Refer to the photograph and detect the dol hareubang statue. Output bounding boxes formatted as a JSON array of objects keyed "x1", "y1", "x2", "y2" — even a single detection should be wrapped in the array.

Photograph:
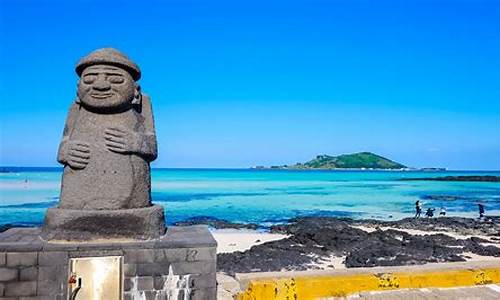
[
  {"x1": 42, "y1": 48, "x2": 165, "y2": 240},
  {"x1": 59, "y1": 48, "x2": 156, "y2": 209}
]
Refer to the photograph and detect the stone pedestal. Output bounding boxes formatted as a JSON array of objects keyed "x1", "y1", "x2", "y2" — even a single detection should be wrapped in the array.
[
  {"x1": 0, "y1": 225, "x2": 217, "y2": 300},
  {"x1": 42, "y1": 205, "x2": 166, "y2": 241}
]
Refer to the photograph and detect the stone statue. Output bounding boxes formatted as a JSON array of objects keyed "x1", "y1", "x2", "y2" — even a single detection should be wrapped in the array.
[{"x1": 42, "y1": 48, "x2": 165, "y2": 240}]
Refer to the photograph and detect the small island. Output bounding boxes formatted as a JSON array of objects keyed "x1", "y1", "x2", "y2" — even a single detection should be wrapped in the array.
[{"x1": 254, "y1": 152, "x2": 407, "y2": 170}]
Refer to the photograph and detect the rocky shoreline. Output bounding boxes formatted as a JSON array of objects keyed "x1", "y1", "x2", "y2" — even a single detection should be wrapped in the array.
[
  {"x1": 401, "y1": 175, "x2": 500, "y2": 182},
  {"x1": 197, "y1": 216, "x2": 500, "y2": 275},
  {"x1": 173, "y1": 216, "x2": 260, "y2": 230}
]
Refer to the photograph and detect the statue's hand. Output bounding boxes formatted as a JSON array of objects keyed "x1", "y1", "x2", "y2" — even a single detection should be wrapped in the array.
[
  {"x1": 66, "y1": 141, "x2": 91, "y2": 169},
  {"x1": 104, "y1": 127, "x2": 141, "y2": 154}
]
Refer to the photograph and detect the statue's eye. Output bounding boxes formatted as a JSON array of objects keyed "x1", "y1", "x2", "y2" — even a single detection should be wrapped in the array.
[
  {"x1": 108, "y1": 75, "x2": 125, "y2": 84},
  {"x1": 83, "y1": 75, "x2": 96, "y2": 84}
]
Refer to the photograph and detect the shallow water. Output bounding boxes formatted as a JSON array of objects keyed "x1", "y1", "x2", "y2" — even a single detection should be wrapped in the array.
[{"x1": 0, "y1": 168, "x2": 499, "y2": 226}]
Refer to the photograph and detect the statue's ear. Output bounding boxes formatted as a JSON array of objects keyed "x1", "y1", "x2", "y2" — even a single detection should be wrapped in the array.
[
  {"x1": 76, "y1": 82, "x2": 82, "y2": 104},
  {"x1": 132, "y1": 84, "x2": 142, "y2": 105}
]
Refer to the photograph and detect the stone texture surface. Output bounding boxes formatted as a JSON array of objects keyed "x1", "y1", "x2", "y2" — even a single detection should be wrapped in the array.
[
  {"x1": 191, "y1": 288, "x2": 217, "y2": 300},
  {"x1": 38, "y1": 251, "x2": 68, "y2": 266},
  {"x1": 42, "y1": 47, "x2": 164, "y2": 241},
  {"x1": 19, "y1": 267, "x2": 38, "y2": 281},
  {"x1": 6, "y1": 253, "x2": 37, "y2": 267},
  {"x1": 124, "y1": 249, "x2": 156, "y2": 264},
  {"x1": 42, "y1": 205, "x2": 165, "y2": 240},
  {"x1": 4, "y1": 281, "x2": 37, "y2": 297},
  {"x1": 0, "y1": 226, "x2": 217, "y2": 299},
  {"x1": 0, "y1": 268, "x2": 17, "y2": 282}
]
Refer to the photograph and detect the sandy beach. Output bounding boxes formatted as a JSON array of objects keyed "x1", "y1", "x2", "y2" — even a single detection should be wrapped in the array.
[{"x1": 212, "y1": 228, "x2": 288, "y2": 253}]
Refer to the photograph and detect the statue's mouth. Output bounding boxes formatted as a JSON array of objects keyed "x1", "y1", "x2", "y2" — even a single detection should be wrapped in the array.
[{"x1": 91, "y1": 92, "x2": 114, "y2": 99}]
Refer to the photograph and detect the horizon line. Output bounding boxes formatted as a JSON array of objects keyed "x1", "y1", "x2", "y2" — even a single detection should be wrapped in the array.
[{"x1": 1, "y1": 166, "x2": 500, "y2": 172}]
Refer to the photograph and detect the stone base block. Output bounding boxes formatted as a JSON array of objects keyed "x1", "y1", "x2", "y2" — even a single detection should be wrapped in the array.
[
  {"x1": 0, "y1": 225, "x2": 217, "y2": 300},
  {"x1": 41, "y1": 205, "x2": 165, "y2": 241}
]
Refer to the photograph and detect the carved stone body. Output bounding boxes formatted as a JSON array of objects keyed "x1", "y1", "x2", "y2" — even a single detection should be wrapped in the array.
[
  {"x1": 42, "y1": 48, "x2": 165, "y2": 240},
  {"x1": 58, "y1": 96, "x2": 156, "y2": 209}
]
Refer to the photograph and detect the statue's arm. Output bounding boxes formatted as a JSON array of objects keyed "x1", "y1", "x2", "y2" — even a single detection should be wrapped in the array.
[
  {"x1": 138, "y1": 95, "x2": 158, "y2": 162},
  {"x1": 103, "y1": 95, "x2": 157, "y2": 161},
  {"x1": 57, "y1": 102, "x2": 79, "y2": 165}
]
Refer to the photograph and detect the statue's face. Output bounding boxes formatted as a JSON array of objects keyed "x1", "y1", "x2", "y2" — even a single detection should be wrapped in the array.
[{"x1": 77, "y1": 64, "x2": 136, "y2": 110}]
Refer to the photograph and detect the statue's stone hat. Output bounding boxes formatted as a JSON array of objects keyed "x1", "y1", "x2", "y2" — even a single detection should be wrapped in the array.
[{"x1": 76, "y1": 48, "x2": 141, "y2": 80}]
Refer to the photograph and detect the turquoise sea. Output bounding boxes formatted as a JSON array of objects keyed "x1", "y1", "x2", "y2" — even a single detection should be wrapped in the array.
[{"x1": 1, "y1": 168, "x2": 499, "y2": 227}]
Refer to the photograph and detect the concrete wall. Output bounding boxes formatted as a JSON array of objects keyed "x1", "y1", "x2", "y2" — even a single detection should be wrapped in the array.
[
  {"x1": 0, "y1": 251, "x2": 41, "y2": 299},
  {"x1": 0, "y1": 226, "x2": 217, "y2": 300},
  {"x1": 235, "y1": 260, "x2": 500, "y2": 299}
]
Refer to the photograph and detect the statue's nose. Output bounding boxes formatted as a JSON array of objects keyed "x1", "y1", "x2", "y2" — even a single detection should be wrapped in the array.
[{"x1": 93, "y1": 77, "x2": 111, "y2": 91}]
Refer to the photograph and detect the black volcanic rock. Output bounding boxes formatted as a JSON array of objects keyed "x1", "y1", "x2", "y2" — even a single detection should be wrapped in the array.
[
  {"x1": 344, "y1": 231, "x2": 466, "y2": 268},
  {"x1": 217, "y1": 217, "x2": 500, "y2": 275},
  {"x1": 217, "y1": 239, "x2": 318, "y2": 274},
  {"x1": 352, "y1": 216, "x2": 500, "y2": 237},
  {"x1": 173, "y1": 216, "x2": 259, "y2": 230},
  {"x1": 1, "y1": 224, "x2": 15, "y2": 233},
  {"x1": 0, "y1": 223, "x2": 38, "y2": 233}
]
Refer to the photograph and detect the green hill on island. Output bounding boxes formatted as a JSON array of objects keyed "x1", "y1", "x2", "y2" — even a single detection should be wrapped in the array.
[{"x1": 267, "y1": 152, "x2": 407, "y2": 170}]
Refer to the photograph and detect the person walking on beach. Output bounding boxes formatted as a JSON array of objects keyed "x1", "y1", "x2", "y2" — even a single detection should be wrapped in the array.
[
  {"x1": 478, "y1": 202, "x2": 485, "y2": 219},
  {"x1": 415, "y1": 200, "x2": 422, "y2": 219}
]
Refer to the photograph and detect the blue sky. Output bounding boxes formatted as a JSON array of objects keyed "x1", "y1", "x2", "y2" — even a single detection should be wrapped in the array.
[{"x1": 1, "y1": 0, "x2": 499, "y2": 169}]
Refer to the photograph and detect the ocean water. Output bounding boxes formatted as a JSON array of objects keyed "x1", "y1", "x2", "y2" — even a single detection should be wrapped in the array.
[{"x1": 1, "y1": 168, "x2": 499, "y2": 227}]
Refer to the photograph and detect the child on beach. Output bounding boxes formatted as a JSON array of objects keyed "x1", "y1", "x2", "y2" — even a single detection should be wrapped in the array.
[{"x1": 425, "y1": 208, "x2": 435, "y2": 218}]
